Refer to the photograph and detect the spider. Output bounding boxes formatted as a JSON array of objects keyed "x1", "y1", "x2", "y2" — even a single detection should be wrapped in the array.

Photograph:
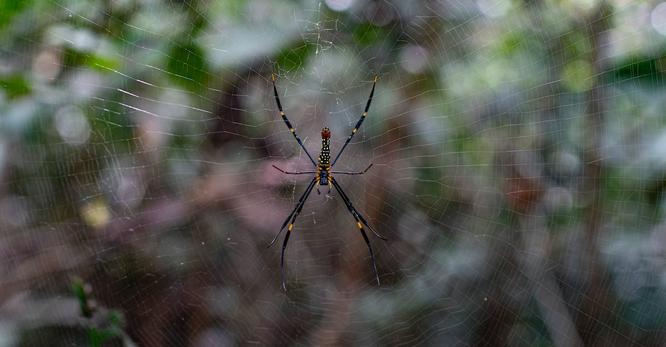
[{"x1": 268, "y1": 74, "x2": 387, "y2": 290}]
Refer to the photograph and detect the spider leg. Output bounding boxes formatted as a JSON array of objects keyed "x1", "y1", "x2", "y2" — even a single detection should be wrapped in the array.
[
  {"x1": 331, "y1": 178, "x2": 387, "y2": 240},
  {"x1": 280, "y1": 228, "x2": 292, "y2": 291},
  {"x1": 331, "y1": 163, "x2": 373, "y2": 175},
  {"x1": 272, "y1": 74, "x2": 318, "y2": 167},
  {"x1": 272, "y1": 165, "x2": 316, "y2": 175},
  {"x1": 357, "y1": 219, "x2": 380, "y2": 286},
  {"x1": 331, "y1": 178, "x2": 383, "y2": 286},
  {"x1": 267, "y1": 178, "x2": 317, "y2": 248},
  {"x1": 280, "y1": 181, "x2": 316, "y2": 291},
  {"x1": 331, "y1": 76, "x2": 378, "y2": 167}
]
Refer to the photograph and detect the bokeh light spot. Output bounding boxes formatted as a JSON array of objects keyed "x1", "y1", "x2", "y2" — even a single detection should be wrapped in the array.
[
  {"x1": 55, "y1": 105, "x2": 91, "y2": 146},
  {"x1": 81, "y1": 198, "x2": 110, "y2": 230},
  {"x1": 325, "y1": 0, "x2": 354, "y2": 12},
  {"x1": 477, "y1": 0, "x2": 511, "y2": 18},
  {"x1": 561, "y1": 59, "x2": 594, "y2": 92},
  {"x1": 651, "y1": 2, "x2": 666, "y2": 36},
  {"x1": 400, "y1": 45, "x2": 429, "y2": 74}
]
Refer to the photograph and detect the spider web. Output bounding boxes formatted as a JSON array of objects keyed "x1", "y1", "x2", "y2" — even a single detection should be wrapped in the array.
[{"x1": 1, "y1": 0, "x2": 666, "y2": 345}]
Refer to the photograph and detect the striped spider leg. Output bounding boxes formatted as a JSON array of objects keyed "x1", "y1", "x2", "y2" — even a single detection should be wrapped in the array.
[
  {"x1": 269, "y1": 74, "x2": 385, "y2": 290},
  {"x1": 271, "y1": 73, "x2": 318, "y2": 168}
]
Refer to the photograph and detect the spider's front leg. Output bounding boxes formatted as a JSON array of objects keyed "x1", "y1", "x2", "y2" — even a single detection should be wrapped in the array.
[{"x1": 271, "y1": 74, "x2": 318, "y2": 168}]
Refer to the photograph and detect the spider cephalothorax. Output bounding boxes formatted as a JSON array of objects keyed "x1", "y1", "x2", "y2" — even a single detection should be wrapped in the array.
[
  {"x1": 321, "y1": 127, "x2": 331, "y2": 139},
  {"x1": 269, "y1": 74, "x2": 385, "y2": 291}
]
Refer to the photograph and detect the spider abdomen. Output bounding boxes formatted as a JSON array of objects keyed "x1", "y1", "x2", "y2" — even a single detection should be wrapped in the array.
[
  {"x1": 319, "y1": 133, "x2": 331, "y2": 165},
  {"x1": 318, "y1": 134, "x2": 331, "y2": 185}
]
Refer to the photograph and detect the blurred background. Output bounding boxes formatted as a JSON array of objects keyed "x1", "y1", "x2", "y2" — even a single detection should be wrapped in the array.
[{"x1": 1, "y1": 0, "x2": 666, "y2": 346}]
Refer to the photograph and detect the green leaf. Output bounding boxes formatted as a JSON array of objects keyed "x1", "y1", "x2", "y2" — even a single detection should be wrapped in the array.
[
  {"x1": 165, "y1": 41, "x2": 210, "y2": 92},
  {"x1": 71, "y1": 278, "x2": 93, "y2": 318},
  {"x1": 353, "y1": 23, "x2": 383, "y2": 45},
  {"x1": 275, "y1": 43, "x2": 314, "y2": 72},
  {"x1": 610, "y1": 54, "x2": 666, "y2": 85},
  {"x1": 0, "y1": 0, "x2": 32, "y2": 30},
  {"x1": 0, "y1": 75, "x2": 31, "y2": 99}
]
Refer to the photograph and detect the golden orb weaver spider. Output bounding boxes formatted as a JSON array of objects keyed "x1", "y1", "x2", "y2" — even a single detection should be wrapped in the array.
[{"x1": 268, "y1": 74, "x2": 387, "y2": 291}]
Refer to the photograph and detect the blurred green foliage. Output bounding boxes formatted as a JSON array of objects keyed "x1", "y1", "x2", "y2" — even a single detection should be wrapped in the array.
[
  {"x1": 0, "y1": 75, "x2": 31, "y2": 99},
  {"x1": 166, "y1": 41, "x2": 210, "y2": 91},
  {"x1": 0, "y1": 0, "x2": 32, "y2": 30}
]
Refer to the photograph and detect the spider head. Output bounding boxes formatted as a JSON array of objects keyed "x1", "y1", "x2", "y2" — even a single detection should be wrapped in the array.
[{"x1": 321, "y1": 127, "x2": 331, "y2": 139}]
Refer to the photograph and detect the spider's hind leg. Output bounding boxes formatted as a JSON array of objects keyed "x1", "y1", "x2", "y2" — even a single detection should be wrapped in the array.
[{"x1": 330, "y1": 178, "x2": 384, "y2": 286}]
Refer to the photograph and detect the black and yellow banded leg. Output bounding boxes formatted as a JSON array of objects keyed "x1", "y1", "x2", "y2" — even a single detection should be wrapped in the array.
[
  {"x1": 279, "y1": 180, "x2": 316, "y2": 291},
  {"x1": 268, "y1": 178, "x2": 317, "y2": 248},
  {"x1": 331, "y1": 177, "x2": 387, "y2": 241},
  {"x1": 331, "y1": 75, "x2": 378, "y2": 167},
  {"x1": 331, "y1": 178, "x2": 383, "y2": 286},
  {"x1": 272, "y1": 74, "x2": 318, "y2": 167},
  {"x1": 355, "y1": 218, "x2": 380, "y2": 286},
  {"x1": 280, "y1": 227, "x2": 292, "y2": 291}
]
